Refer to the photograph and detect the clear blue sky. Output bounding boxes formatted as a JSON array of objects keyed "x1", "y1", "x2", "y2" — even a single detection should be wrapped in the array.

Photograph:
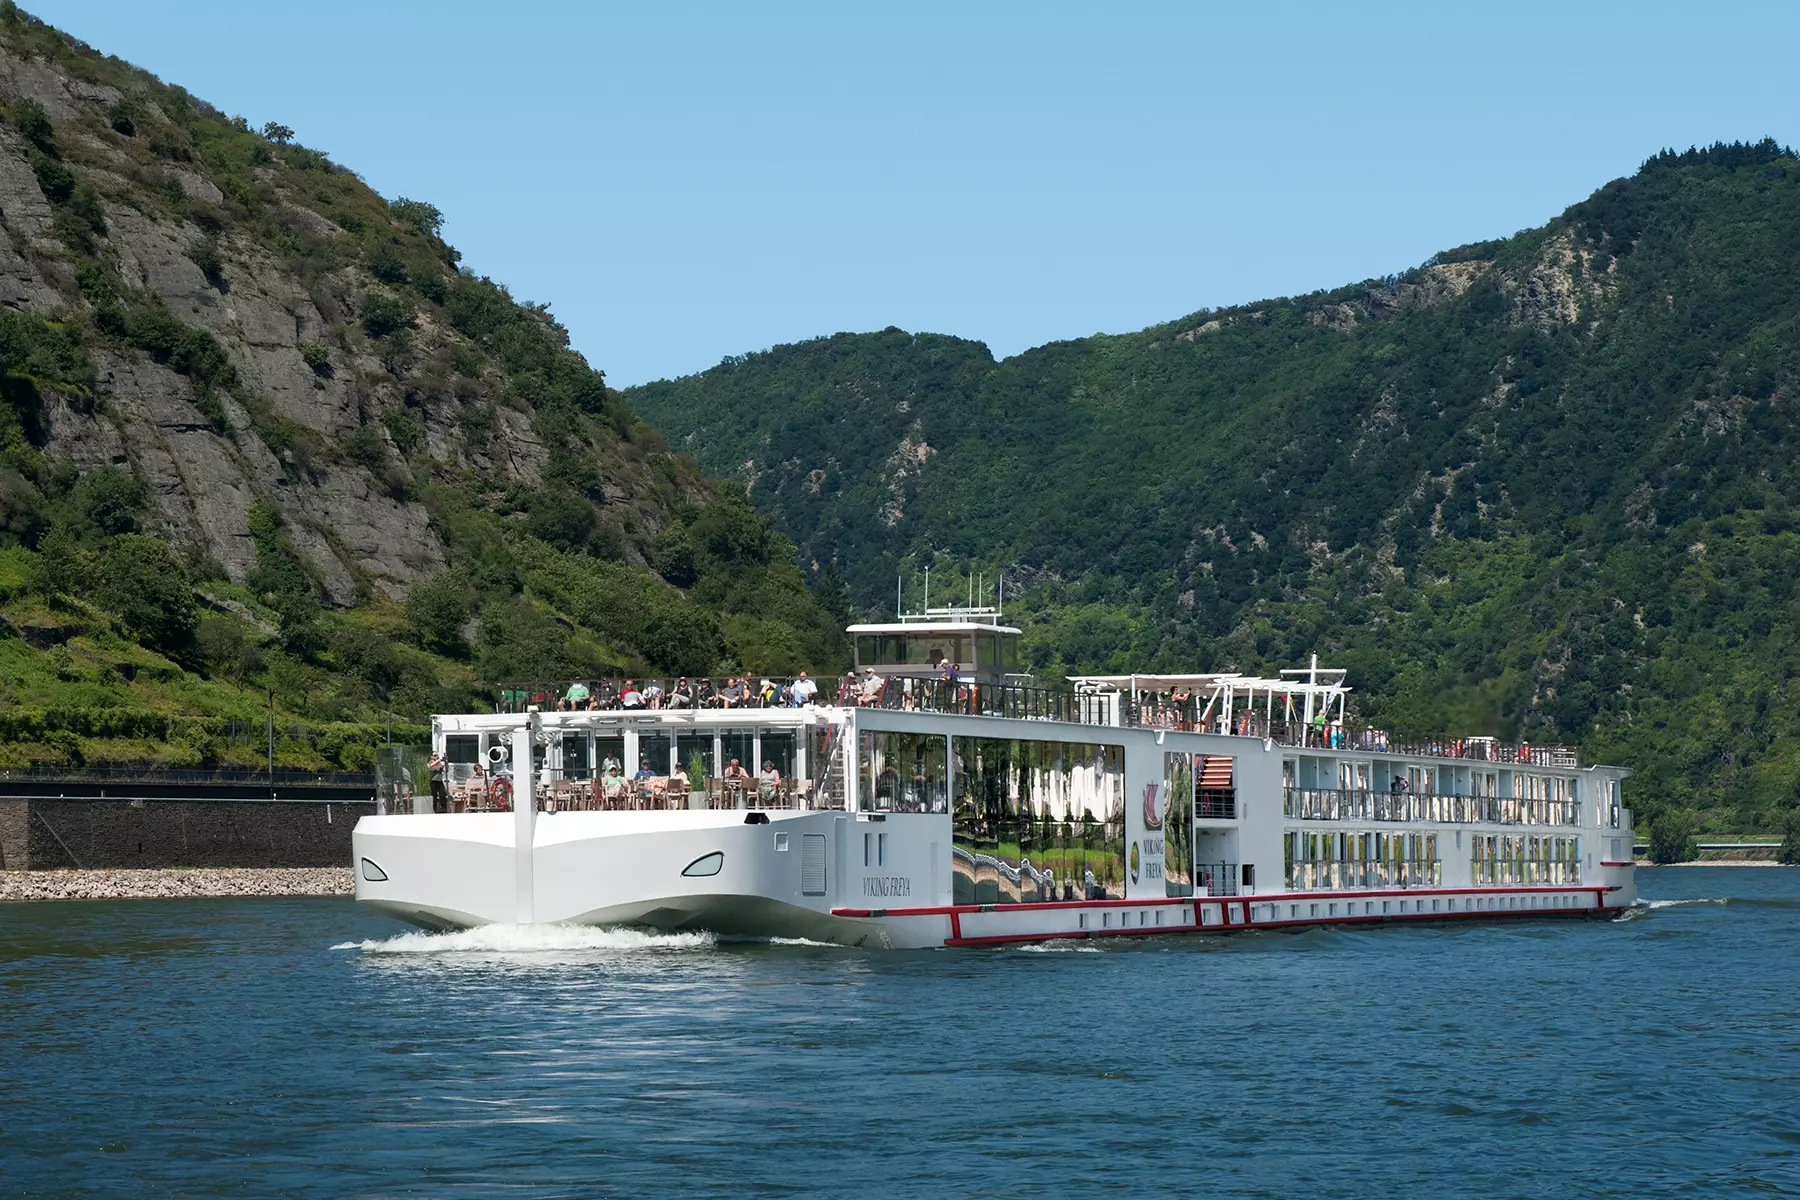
[{"x1": 35, "y1": 1, "x2": 1800, "y2": 386}]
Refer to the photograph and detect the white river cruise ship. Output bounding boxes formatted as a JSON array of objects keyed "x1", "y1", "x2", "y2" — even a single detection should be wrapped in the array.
[{"x1": 353, "y1": 607, "x2": 1636, "y2": 948}]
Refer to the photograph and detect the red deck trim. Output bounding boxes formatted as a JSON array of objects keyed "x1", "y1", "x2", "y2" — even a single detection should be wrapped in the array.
[
  {"x1": 942, "y1": 902, "x2": 1608, "y2": 947},
  {"x1": 831, "y1": 883, "x2": 1616, "y2": 921},
  {"x1": 1599, "y1": 860, "x2": 1634, "y2": 867}
]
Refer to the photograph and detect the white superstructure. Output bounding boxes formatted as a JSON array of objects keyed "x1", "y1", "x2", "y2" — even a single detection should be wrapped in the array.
[{"x1": 353, "y1": 616, "x2": 1635, "y2": 947}]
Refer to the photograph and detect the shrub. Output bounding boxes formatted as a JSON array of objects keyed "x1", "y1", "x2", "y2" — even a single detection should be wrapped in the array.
[
  {"x1": 405, "y1": 570, "x2": 469, "y2": 654},
  {"x1": 298, "y1": 342, "x2": 331, "y2": 376},
  {"x1": 381, "y1": 407, "x2": 422, "y2": 455},
  {"x1": 389, "y1": 197, "x2": 443, "y2": 238},
  {"x1": 525, "y1": 488, "x2": 599, "y2": 553},
  {"x1": 195, "y1": 615, "x2": 261, "y2": 684},
  {"x1": 189, "y1": 235, "x2": 226, "y2": 290},
  {"x1": 12, "y1": 98, "x2": 56, "y2": 154},
  {"x1": 1780, "y1": 812, "x2": 1800, "y2": 866},
  {"x1": 28, "y1": 150, "x2": 73, "y2": 203},
  {"x1": 1648, "y1": 810, "x2": 1696, "y2": 865},
  {"x1": 107, "y1": 98, "x2": 137, "y2": 137},
  {"x1": 361, "y1": 293, "x2": 414, "y2": 339},
  {"x1": 94, "y1": 534, "x2": 195, "y2": 649},
  {"x1": 343, "y1": 423, "x2": 387, "y2": 472},
  {"x1": 72, "y1": 468, "x2": 145, "y2": 536}
]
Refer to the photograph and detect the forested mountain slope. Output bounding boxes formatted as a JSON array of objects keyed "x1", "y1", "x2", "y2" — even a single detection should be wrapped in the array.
[
  {"x1": 634, "y1": 141, "x2": 1800, "y2": 832},
  {"x1": 0, "y1": 7, "x2": 842, "y2": 770}
]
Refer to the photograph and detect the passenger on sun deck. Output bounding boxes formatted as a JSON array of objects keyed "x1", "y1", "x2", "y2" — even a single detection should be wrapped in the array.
[
  {"x1": 641, "y1": 679, "x2": 663, "y2": 709},
  {"x1": 563, "y1": 681, "x2": 590, "y2": 709},
  {"x1": 669, "y1": 678, "x2": 694, "y2": 709},
  {"x1": 758, "y1": 761, "x2": 781, "y2": 800},
  {"x1": 620, "y1": 679, "x2": 644, "y2": 709},
  {"x1": 790, "y1": 670, "x2": 818, "y2": 706}
]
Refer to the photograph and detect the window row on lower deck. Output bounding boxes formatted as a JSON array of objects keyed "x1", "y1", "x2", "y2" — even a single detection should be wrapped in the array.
[{"x1": 1255, "y1": 892, "x2": 1594, "y2": 921}]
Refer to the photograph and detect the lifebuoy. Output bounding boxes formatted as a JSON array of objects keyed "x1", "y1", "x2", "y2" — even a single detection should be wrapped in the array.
[{"x1": 490, "y1": 776, "x2": 513, "y2": 811}]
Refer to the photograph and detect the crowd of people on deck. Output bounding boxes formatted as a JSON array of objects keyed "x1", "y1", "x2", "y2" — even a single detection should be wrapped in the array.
[
  {"x1": 556, "y1": 672, "x2": 822, "y2": 712},
  {"x1": 545, "y1": 663, "x2": 977, "y2": 714}
]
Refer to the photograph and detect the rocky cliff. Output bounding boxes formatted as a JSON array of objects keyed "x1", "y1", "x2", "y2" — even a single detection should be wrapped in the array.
[
  {"x1": 0, "y1": 7, "x2": 843, "y2": 770},
  {"x1": 0, "y1": 9, "x2": 683, "y2": 603}
]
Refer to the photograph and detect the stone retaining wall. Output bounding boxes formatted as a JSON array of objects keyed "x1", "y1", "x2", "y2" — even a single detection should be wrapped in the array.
[
  {"x1": 0, "y1": 866, "x2": 354, "y2": 901},
  {"x1": 1, "y1": 797, "x2": 372, "y2": 870}
]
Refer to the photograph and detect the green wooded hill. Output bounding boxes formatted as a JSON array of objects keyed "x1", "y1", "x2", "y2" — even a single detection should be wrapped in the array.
[
  {"x1": 633, "y1": 141, "x2": 1800, "y2": 834},
  {"x1": 0, "y1": 7, "x2": 844, "y2": 772}
]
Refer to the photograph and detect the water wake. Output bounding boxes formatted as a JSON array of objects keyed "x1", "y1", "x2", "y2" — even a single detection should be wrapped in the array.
[
  {"x1": 333, "y1": 924, "x2": 715, "y2": 955},
  {"x1": 1638, "y1": 897, "x2": 1730, "y2": 910}
]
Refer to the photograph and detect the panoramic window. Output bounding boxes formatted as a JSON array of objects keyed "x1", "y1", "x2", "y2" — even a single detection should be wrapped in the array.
[{"x1": 949, "y1": 736, "x2": 1125, "y2": 905}]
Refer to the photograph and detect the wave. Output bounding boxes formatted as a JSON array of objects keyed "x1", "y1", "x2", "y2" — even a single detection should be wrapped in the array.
[
  {"x1": 1016, "y1": 940, "x2": 1103, "y2": 953},
  {"x1": 1638, "y1": 897, "x2": 1730, "y2": 910},
  {"x1": 332, "y1": 924, "x2": 715, "y2": 954}
]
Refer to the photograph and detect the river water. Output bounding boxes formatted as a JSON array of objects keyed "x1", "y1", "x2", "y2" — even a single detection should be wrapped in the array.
[{"x1": 2, "y1": 867, "x2": 1796, "y2": 1198}]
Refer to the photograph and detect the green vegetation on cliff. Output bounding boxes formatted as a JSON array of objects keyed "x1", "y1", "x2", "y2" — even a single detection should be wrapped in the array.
[
  {"x1": 634, "y1": 140, "x2": 1800, "y2": 834},
  {"x1": 0, "y1": 6, "x2": 844, "y2": 771}
]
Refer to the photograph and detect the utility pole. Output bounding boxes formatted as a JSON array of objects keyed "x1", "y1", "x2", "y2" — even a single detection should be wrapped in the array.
[{"x1": 266, "y1": 686, "x2": 275, "y2": 801}]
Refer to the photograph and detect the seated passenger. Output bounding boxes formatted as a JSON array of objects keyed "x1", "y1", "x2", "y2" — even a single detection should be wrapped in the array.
[
  {"x1": 696, "y1": 679, "x2": 718, "y2": 708},
  {"x1": 641, "y1": 680, "x2": 663, "y2": 709},
  {"x1": 724, "y1": 757, "x2": 750, "y2": 782},
  {"x1": 565, "y1": 681, "x2": 590, "y2": 708},
  {"x1": 758, "y1": 761, "x2": 781, "y2": 799},
  {"x1": 620, "y1": 679, "x2": 644, "y2": 709},
  {"x1": 721, "y1": 677, "x2": 746, "y2": 708},
  {"x1": 860, "y1": 667, "x2": 884, "y2": 704},
  {"x1": 669, "y1": 678, "x2": 694, "y2": 709},
  {"x1": 758, "y1": 678, "x2": 777, "y2": 707},
  {"x1": 789, "y1": 670, "x2": 818, "y2": 707}
]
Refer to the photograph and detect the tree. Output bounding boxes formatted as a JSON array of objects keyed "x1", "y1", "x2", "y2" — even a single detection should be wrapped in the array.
[
  {"x1": 361, "y1": 293, "x2": 414, "y2": 339},
  {"x1": 261, "y1": 121, "x2": 293, "y2": 144},
  {"x1": 72, "y1": 468, "x2": 145, "y2": 536},
  {"x1": 405, "y1": 571, "x2": 469, "y2": 654},
  {"x1": 389, "y1": 197, "x2": 444, "y2": 238},
  {"x1": 195, "y1": 615, "x2": 262, "y2": 684},
  {"x1": 32, "y1": 520, "x2": 81, "y2": 603},
  {"x1": 94, "y1": 534, "x2": 195, "y2": 649},
  {"x1": 1648, "y1": 810, "x2": 1696, "y2": 865},
  {"x1": 331, "y1": 623, "x2": 402, "y2": 700},
  {"x1": 1779, "y1": 811, "x2": 1800, "y2": 867}
]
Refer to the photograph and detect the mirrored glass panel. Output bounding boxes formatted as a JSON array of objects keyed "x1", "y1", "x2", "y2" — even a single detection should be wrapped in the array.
[{"x1": 950, "y1": 737, "x2": 1125, "y2": 904}]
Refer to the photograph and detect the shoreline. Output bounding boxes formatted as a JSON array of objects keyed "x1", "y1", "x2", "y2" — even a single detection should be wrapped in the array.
[{"x1": 0, "y1": 867, "x2": 354, "y2": 902}]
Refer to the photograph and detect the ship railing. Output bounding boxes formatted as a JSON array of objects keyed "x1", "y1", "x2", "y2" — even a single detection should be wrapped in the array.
[
  {"x1": 379, "y1": 765, "x2": 812, "y2": 815},
  {"x1": 1283, "y1": 788, "x2": 1580, "y2": 826},
  {"x1": 1195, "y1": 861, "x2": 1240, "y2": 897},
  {"x1": 854, "y1": 675, "x2": 1085, "y2": 722},
  {"x1": 1129, "y1": 703, "x2": 1577, "y2": 767},
  {"x1": 1283, "y1": 860, "x2": 1443, "y2": 891}
]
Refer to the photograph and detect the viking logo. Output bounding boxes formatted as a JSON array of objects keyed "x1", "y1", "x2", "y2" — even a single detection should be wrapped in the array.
[{"x1": 1143, "y1": 781, "x2": 1164, "y2": 830}]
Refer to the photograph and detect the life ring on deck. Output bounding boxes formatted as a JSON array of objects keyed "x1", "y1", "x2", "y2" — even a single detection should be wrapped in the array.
[{"x1": 490, "y1": 776, "x2": 513, "y2": 811}]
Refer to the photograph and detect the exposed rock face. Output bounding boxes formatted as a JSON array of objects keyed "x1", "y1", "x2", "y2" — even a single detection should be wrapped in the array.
[
  {"x1": 1502, "y1": 232, "x2": 1614, "y2": 329},
  {"x1": 0, "y1": 34, "x2": 596, "y2": 603}
]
